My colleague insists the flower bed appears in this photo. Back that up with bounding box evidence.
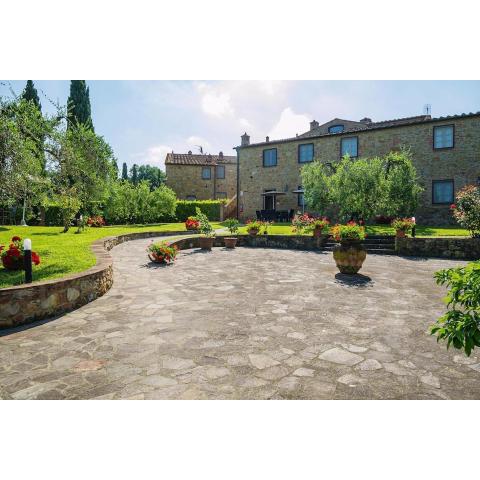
[1,236,41,271]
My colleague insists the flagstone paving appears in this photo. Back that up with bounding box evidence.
[1,236,480,400]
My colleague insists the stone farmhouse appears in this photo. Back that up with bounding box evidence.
[165,151,237,201]
[235,112,480,224]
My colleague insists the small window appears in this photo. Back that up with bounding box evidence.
[216,192,227,199]
[341,137,358,157]
[432,180,454,204]
[201,167,211,179]
[186,195,197,201]
[329,124,344,133]
[263,148,277,167]
[297,185,306,208]
[216,165,225,179]
[298,143,314,163]
[433,125,454,149]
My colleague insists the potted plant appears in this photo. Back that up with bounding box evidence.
[223,218,240,248]
[147,241,178,264]
[246,219,262,236]
[262,221,271,235]
[331,221,367,274]
[185,216,200,232]
[1,236,41,271]
[195,208,215,250]
[391,217,414,238]
[291,213,314,234]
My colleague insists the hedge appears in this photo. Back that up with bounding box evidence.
[175,200,225,221]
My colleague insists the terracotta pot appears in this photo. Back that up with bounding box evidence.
[248,228,259,236]
[223,237,237,249]
[148,253,167,264]
[199,236,215,250]
[333,241,367,274]
[396,230,406,238]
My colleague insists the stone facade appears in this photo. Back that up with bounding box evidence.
[237,114,480,224]
[396,237,480,260]
[165,152,237,200]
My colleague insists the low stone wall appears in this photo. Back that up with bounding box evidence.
[396,237,480,260]
[0,231,193,329]
[171,234,326,251]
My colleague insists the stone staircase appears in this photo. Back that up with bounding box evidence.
[323,235,396,255]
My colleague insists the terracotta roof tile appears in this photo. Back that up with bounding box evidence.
[165,153,237,165]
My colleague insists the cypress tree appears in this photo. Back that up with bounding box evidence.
[122,162,128,181]
[67,80,94,130]
[22,80,41,110]
[131,164,139,185]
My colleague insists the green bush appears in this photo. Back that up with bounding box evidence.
[175,200,225,221]
[431,261,480,356]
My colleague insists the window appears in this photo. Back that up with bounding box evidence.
[297,185,306,208]
[433,125,454,149]
[298,143,314,163]
[341,137,358,157]
[432,180,454,204]
[201,167,211,179]
[263,148,277,167]
[216,192,227,199]
[216,165,225,179]
[329,124,344,133]
[186,195,197,201]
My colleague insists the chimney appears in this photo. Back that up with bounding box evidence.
[266,136,269,143]
[219,151,223,158]
[241,132,250,146]
[188,150,192,155]
[310,120,319,131]
[360,117,372,124]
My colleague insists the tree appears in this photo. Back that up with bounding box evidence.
[67,80,93,130]
[137,164,166,190]
[381,150,423,217]
[131,164,139,185]
[330,155,386,221]
[451,185,480,237]
[301,161,333,215]
[121,162,128,181]
[22,80,41,111]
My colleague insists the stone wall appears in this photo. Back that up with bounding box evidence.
[238,116,480,224]
[0,231,193,330]
[166,162,237,201]
[396,237,480,260]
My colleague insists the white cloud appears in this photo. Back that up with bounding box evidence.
[268,107,310,140]
[198,83,234,117]
[132,144,172,170]
[186,135,211,153]
[239,117,253,129]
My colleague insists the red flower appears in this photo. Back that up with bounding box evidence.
[450,204,456,210]
[9,248,21,258]
[31,251,41,265]
[11,236,21,242]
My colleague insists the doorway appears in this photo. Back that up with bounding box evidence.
[263,192,275,210]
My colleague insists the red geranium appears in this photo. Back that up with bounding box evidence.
[185,216,200,230]
[1,236,41,271]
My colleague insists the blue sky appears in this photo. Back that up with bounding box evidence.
[1,80,480,170]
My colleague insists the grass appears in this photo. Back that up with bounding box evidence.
[0,221,471,289]
[0,223,222,288]
[236,222,471,237]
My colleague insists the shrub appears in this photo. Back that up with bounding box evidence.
[375,215,394,225]
[185,216,200,230]
[331,221,366,242]
[1,236,41,271]
[176,200,225,222]
[224,217,240,235]
[391,217,415,233]
[291,213,315,234]
[450,185,480,238]
[431,261,480,356]
[87,215,106,227]
[147,240,178,264]
[195,207,215,237]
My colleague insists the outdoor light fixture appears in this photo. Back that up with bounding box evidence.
[23,238,32,283]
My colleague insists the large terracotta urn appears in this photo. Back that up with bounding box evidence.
[199,237,215,250]
[333,240,367,274]
[223,237,238,249]
[248,228,259,237]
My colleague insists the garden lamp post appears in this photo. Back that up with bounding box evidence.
[20,187,27,226]
[23,238,32,283]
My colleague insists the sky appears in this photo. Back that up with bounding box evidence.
[1,80,480,171]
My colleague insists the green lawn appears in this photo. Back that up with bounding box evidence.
[0,223,222,289]
[236,222,470,237]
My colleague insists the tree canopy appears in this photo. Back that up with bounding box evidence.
[67,80,93,130]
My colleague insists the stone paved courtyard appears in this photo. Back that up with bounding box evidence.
[1,236,480,400]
